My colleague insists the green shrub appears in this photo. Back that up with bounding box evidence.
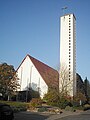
[83,104,90,111]
[43,87,72,108]
[73,106,84,111]
[75,105,90,111]
[29,98,42,108]
[0,100,28,112]
[43,88,60,107]
[65,106,76,112]
[65,106,72,111]
[38,107,47,112]
[58,97,71,109]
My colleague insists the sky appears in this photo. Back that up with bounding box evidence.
[0,0,90,81]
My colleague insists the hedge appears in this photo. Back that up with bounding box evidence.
[0,100,29,112]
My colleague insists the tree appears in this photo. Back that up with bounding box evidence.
[43,87,60,106]
[59,64,73,97]
[73,92,87,106]
[84,77,90,102]
[43,64,73,108]
[76,73,85,94]
[0,63,19,100]
[43,87,71,108]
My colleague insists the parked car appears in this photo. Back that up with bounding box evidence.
[0,103,14,120]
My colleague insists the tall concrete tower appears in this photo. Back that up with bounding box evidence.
[59,14,76,96]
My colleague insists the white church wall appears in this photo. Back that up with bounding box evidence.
[17,56,48,98]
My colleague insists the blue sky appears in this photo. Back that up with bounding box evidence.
[0,0,90,81]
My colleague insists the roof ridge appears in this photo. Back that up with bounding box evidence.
[27,54,58,72]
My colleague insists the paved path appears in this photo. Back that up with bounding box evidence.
[46,110,83,120]
[56,110,90,120]
[14,112,50,120]
[14,110,83,120]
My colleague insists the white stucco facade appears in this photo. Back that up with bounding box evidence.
[60,14,76,96]
[16,55,48,98]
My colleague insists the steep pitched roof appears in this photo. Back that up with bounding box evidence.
[17,54,59,89]
[29,55,59,89]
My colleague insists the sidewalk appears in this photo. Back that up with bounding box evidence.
[45,110,83,120]
[21,108,83,120]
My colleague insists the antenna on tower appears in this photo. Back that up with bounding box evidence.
[61,6,68,15]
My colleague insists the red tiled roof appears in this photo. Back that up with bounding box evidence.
[28,55,59,89]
